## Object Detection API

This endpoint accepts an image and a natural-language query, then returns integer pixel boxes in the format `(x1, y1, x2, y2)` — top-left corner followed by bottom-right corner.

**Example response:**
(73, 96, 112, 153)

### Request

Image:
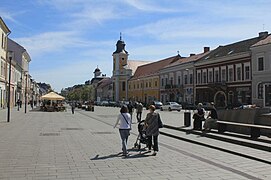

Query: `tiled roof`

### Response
(164, 51, 211, 68)
(251, 35, 271, 47)
(97, 78, 112, 89)
(199, 34, 267, 62)
(127, 60, 152, 75)
(130, 55, 181, 80)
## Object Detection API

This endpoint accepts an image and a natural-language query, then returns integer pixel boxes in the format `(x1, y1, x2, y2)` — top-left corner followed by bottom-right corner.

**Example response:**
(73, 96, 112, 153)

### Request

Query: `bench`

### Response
(216, 120, 271, 138)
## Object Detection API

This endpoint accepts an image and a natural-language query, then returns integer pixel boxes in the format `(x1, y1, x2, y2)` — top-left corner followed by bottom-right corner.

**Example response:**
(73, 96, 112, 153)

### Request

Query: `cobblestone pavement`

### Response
(0, 106, 270, 179)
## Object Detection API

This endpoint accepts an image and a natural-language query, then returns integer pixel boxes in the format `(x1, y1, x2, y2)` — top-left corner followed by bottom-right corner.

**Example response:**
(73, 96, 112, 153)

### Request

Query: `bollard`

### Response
(184, 111, 191, 127)
(91, 106, 94, 112)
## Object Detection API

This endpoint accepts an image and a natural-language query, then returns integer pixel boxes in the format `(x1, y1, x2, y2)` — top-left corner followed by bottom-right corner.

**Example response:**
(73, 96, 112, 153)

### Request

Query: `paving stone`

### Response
(0, 106, 270, 180)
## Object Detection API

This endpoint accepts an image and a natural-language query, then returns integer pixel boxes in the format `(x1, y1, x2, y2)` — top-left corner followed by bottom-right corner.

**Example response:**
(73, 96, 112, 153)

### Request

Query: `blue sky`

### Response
(1, 0, 270, 92)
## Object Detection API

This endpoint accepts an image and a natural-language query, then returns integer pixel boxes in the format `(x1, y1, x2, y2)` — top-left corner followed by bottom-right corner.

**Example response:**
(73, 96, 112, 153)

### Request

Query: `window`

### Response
(258, 83, 263, 99)
(214, 70, 219, 82)
(155, 81, 157, 87)
(245, 66, 250, 80)
(208, 71, 213, 83)
(229, 69, 233, 81)
(203, 72, 207, 83)
(170, 77, 173, 85)
(221, 69, 226, 82)
(184, 75, 188, 84)
(133, 84, 135, 89)
(190, 74, 193, 84)
(161, 79, 164, 87)
(237, 67, 241, 81)
(149, 82, 151, 88)
(1, 61, 4, 76)
(146, 82, 148, 88)
(258, 57, 264, 71)
(197, 72, 201, 84)
(1, 33, 4, 48)
(137, 83, 139, 89)
(178, 76, 181, 85)
(122, 82, 125, 91)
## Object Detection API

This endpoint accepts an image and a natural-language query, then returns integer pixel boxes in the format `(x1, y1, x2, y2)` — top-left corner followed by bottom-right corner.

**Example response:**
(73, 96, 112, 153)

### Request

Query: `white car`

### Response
(160, 102, 182, 112)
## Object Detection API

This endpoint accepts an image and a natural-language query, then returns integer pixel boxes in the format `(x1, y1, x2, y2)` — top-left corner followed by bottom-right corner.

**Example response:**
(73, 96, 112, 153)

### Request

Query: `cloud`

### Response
(13, 31, 87, 57)
(123, 0, 177, 12)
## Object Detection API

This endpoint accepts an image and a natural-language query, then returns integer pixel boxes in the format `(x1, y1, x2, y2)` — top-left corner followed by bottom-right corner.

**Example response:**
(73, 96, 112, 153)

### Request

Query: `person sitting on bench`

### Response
(203, 102, 218, 132)
(193, 103, 205, 130)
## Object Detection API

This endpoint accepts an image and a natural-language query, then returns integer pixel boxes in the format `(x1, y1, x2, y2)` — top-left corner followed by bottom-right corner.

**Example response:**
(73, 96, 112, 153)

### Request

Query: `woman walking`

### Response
(114, 105, 132, 157)
(145, 105, 161, 156)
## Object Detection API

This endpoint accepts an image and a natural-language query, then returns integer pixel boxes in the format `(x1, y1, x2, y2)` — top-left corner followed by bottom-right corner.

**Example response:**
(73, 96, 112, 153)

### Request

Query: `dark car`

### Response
(146, 101, 163, 110)
(153, 101, 163, 109)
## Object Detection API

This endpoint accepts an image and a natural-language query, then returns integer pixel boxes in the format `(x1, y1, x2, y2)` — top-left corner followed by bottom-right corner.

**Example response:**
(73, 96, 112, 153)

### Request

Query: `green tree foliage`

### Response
(64, 85, 94, 102)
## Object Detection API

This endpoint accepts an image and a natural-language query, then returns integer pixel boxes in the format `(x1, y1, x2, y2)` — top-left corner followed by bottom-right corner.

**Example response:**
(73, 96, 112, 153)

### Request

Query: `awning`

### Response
(41, 92, 65, 101)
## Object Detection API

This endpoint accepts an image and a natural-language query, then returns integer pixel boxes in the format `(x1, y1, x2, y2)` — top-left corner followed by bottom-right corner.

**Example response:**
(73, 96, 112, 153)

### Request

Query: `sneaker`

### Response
(152, 151, 157, 156)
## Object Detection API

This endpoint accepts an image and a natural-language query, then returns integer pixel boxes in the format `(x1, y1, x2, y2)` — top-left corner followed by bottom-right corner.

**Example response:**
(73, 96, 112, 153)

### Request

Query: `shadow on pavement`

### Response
(90, 150, 152, 160)
(90, 153, 122, 160)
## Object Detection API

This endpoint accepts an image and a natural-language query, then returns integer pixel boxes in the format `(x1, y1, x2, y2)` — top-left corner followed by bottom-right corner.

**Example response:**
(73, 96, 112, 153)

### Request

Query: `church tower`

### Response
(112, 33, 129, 102)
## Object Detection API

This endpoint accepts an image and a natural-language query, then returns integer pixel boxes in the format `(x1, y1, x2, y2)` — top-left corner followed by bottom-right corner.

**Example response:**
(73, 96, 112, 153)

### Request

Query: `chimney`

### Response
(259, 31, 268, 38)
(204, 47, 210, 53)
(190, 53, 196, 57)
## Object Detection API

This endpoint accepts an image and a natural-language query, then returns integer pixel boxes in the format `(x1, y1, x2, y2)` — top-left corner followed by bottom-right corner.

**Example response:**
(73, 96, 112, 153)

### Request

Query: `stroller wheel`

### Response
(134, 143, 138, 148)
(138, 144, 141, 150)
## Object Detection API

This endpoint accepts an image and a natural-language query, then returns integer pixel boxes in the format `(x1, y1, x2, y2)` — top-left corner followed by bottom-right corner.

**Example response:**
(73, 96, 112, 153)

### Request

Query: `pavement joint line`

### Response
(79, 110, 271, 165)
(78, 110, 266, 180)
(164, 124, 271, 152)
(160, 130, 271, 166)
(159, 143, 261, 180)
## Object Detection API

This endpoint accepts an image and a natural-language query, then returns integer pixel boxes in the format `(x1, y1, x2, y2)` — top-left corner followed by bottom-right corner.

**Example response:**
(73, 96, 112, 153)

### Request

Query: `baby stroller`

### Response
(134, 120, 148, 152)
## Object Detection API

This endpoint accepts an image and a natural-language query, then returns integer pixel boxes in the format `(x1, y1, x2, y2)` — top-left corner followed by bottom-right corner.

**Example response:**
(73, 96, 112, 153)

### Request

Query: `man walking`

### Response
(71, 102, 75, 114)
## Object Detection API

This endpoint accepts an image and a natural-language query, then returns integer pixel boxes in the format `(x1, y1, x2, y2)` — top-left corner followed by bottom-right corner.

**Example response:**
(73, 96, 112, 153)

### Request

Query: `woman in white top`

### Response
(114, 105, 132, 157)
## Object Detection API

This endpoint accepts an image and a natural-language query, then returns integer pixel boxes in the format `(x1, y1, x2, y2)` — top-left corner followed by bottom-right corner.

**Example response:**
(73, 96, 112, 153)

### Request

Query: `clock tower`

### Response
(112, 33, 129, 102)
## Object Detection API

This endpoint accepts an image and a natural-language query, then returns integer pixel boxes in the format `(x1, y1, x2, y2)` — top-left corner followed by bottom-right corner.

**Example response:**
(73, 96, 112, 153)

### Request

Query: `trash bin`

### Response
(184, 112, 191, 127)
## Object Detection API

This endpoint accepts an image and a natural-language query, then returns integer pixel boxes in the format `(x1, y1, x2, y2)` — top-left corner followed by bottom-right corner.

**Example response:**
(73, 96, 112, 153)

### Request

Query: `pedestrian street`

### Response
(0, 106, 270, 180)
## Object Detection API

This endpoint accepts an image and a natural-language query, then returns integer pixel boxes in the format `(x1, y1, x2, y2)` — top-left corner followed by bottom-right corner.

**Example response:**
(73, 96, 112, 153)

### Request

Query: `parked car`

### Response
(100, 100, 109, 106)
(153, 101, 163, 109)
(181, 102, 197, 110)
(146, 101, 163, 110)
(160, 102, 182, 111)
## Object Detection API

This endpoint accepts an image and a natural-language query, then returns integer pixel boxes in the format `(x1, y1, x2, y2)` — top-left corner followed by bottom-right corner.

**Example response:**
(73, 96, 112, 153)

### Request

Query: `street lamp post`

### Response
(25, 73, 27, 113)
(7, 51, 14, 123)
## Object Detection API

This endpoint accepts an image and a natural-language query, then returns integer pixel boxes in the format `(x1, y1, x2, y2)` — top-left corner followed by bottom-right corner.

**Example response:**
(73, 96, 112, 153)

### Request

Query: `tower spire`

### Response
(120, 32, 122, 40)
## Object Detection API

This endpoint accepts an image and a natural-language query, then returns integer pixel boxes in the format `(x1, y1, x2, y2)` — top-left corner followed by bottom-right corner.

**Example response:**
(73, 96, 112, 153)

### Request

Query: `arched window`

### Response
(258, 83, 263, 99)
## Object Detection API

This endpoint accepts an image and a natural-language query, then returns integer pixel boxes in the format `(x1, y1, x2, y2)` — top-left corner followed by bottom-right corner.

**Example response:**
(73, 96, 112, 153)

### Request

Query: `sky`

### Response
(1, 0, 270, 92)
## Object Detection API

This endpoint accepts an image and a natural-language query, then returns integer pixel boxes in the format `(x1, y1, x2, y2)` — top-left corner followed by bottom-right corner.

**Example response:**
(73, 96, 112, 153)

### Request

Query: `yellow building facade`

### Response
(128, 55, 180, 104)
(128, 75, 160, 104)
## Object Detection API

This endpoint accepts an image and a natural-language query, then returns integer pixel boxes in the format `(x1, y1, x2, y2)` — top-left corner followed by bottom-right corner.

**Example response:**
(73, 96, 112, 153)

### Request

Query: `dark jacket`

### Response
(145, 112, 160, 136)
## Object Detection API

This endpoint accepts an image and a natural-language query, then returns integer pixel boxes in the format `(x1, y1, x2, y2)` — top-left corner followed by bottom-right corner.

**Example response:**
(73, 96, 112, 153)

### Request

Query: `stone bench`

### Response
(217, 120, 271, 138)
